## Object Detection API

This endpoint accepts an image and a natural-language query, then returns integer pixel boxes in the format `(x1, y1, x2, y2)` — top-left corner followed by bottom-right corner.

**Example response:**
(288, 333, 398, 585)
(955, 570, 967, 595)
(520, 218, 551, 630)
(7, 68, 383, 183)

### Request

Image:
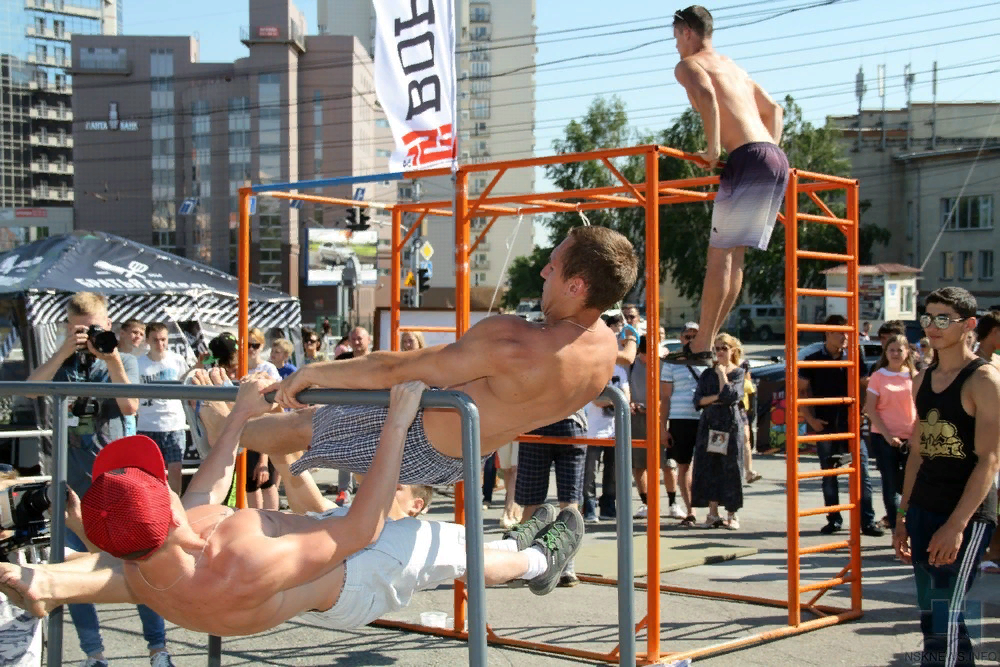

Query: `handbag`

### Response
(706, 429, 729, 455)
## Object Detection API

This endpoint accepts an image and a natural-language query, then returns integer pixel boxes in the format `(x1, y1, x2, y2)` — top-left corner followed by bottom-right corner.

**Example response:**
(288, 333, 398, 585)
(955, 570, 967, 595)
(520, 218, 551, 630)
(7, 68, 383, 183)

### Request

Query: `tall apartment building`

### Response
(317, 0, 536, 307)
(71, 0, 385, 323)
(829, 101, 1000, 302)
(0, 0, 119, 248)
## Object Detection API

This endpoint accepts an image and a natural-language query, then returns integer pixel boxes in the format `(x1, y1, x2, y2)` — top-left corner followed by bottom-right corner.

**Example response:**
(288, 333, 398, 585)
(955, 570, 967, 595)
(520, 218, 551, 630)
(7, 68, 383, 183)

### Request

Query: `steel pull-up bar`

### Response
(0, 382, 488, 667)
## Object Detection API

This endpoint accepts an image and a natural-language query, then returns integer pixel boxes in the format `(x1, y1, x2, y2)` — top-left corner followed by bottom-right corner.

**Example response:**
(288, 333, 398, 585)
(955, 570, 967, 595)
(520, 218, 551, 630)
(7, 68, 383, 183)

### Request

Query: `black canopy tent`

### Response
(0, 231, 301, 470)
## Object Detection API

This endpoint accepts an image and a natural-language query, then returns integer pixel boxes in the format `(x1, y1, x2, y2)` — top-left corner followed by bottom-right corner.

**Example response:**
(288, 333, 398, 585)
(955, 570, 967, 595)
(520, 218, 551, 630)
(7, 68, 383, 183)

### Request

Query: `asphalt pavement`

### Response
(51, 455, 1000, 667)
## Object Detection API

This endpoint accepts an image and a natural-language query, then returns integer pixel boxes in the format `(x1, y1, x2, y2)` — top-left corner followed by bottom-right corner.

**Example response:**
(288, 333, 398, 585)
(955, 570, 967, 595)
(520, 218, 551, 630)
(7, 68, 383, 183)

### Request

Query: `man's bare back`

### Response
(676, 50, 776, 155)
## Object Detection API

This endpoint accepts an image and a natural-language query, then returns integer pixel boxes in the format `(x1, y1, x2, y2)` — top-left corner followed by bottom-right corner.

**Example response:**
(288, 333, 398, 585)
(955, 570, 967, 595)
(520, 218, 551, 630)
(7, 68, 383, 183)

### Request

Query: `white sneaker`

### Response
(668, 504, 686, 520)
(150, 652, 175, 667)
(633, 504, 648, 519)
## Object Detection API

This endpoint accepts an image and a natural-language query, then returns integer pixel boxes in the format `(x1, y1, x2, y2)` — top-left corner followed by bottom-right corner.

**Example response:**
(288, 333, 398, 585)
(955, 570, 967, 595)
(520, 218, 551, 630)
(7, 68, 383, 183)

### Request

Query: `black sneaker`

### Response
(503, 504, 557, 551)
(819, 522, 842, 535)
(862, 523, 886, 537)
(528, 507, 585, 596)
(558, 572, 580, 588)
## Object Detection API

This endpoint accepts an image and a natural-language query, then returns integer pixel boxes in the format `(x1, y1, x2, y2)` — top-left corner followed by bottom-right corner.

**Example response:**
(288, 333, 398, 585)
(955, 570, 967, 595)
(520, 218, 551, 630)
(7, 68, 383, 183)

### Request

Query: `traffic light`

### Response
(417, 267, 430, 293)
(345, 206, 371, 231)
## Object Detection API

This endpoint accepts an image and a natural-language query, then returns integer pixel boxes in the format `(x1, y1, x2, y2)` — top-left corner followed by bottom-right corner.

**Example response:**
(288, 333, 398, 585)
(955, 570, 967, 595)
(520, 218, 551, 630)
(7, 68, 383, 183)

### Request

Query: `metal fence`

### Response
(0, 382, 634, 667)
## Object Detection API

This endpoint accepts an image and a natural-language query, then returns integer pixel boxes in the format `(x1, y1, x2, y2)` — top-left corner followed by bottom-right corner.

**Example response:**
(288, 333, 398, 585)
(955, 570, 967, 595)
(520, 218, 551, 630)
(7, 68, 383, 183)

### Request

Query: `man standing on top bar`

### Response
(664, 5, 790, 365)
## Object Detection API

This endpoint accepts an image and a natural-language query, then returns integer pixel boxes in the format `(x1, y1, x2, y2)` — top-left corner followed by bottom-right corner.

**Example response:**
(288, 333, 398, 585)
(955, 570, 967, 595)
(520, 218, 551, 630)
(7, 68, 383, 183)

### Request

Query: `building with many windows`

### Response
(70, 0, 385, 320)
(0, 0, 119, 247)
(318, 0, 536, 307)
(829, 102, 1000, 302)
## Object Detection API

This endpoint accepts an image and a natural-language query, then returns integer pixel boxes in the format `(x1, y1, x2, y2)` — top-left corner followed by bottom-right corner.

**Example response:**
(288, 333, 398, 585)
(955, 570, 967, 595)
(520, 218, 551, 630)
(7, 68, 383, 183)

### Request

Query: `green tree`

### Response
(500, 246, 550, 309)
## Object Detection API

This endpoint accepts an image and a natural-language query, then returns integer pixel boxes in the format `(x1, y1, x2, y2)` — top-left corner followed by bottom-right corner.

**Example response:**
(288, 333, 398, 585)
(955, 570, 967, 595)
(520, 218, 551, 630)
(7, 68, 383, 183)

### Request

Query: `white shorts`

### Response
(301, 509, 467, 630)
(496, 441, 519, 469)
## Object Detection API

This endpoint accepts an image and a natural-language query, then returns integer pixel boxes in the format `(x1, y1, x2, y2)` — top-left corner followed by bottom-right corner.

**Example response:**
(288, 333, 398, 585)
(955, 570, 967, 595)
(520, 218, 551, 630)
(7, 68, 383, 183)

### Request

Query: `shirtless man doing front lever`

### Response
(245, 225, 639, 485)
(663, 5, 789, 365)
(0, 375, 584, 635)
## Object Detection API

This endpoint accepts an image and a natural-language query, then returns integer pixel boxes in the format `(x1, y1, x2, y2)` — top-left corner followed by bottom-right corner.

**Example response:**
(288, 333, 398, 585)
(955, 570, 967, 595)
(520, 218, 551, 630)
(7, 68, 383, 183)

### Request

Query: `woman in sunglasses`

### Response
(245, 327, 281, 510)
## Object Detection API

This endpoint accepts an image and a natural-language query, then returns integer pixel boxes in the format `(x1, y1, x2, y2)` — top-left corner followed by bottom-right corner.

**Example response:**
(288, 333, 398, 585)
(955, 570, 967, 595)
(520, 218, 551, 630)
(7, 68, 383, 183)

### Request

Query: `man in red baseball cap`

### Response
(0, 372, 584, 636)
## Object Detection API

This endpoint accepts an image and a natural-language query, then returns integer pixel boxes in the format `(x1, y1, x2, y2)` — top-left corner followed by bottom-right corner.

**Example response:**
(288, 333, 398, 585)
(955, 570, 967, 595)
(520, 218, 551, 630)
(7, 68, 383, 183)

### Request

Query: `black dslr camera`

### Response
(0, 479, 53, 556)
(86, 325, 118, 355)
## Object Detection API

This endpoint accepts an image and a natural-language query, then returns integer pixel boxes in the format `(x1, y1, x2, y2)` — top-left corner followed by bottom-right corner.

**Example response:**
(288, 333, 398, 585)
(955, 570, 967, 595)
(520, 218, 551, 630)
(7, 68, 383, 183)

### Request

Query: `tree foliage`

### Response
(511, 94, 892, 309)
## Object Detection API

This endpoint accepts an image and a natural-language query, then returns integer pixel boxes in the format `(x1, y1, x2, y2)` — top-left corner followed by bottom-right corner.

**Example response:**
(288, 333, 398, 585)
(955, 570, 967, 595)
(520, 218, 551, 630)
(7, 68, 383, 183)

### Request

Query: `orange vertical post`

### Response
(644, 149, 662, 662)
(784, 171, 800, 626)
(845, 181, 863, 612)
(236, 188, 251, 510)
(390, 208, 402, 352)
(453, 168, 471, 633)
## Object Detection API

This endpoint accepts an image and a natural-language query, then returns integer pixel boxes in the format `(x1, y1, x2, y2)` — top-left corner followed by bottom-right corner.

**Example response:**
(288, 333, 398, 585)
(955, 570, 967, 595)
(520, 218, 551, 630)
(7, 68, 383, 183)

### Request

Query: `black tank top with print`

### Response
(911, 357, 997, 525)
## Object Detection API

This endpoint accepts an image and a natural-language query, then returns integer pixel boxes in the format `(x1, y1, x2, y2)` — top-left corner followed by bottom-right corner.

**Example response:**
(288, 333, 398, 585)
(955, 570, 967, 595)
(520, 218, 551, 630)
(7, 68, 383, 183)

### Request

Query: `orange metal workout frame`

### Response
(236, 144, 864, 665)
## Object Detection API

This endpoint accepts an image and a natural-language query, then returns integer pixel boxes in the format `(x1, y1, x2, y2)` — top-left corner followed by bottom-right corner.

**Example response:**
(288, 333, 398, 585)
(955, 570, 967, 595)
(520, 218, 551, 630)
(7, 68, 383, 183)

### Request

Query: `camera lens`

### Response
(20, 484, 51, 516)
(87, 325, 118, 354)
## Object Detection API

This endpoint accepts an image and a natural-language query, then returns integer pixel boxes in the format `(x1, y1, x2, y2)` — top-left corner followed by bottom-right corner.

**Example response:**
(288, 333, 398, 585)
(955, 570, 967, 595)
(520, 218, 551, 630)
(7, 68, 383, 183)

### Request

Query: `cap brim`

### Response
(92, 435, 166, 482)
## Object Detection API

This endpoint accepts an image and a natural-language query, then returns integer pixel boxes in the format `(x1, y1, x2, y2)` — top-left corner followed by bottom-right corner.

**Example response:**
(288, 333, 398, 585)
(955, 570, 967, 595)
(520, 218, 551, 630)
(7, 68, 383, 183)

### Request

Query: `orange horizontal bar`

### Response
(463, 144, 658, 174)
(372, 619, 621, 665)
(796, 323, 854, 333)
(807, 191, 840, 220)
(517, 434, 643, 447)
(798, 397, 855, 406)
(796, 287, 854, 299)
(797, 431, 856, 443)
(655, 144, 716, 165)
(794, 169, 857, 186)
(525, 198, 578, 210)
(657, 175, 720, 189)
(797, 212, 853, 225)
(657, 610, 862, 664)
(799, 181, 847, 194)
(266, 191, 375, 208)
(590, 194, 641, 205)
(798, 574, 856, 594)
(660, 187, 710, 199)
(800, 540, 851, 555)
(398, 325, 456, 333)
(799, 503, 854, 518)
(797, 360, 855, 369)
(796, 250, 854, 262)
(798, 466, 856, 480)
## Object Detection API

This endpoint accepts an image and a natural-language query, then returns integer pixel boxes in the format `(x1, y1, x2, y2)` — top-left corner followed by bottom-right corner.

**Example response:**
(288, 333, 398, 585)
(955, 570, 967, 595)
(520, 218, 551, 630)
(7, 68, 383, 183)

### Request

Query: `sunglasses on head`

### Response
(249, 342, 262, 349)
(919, 314, 969, 330)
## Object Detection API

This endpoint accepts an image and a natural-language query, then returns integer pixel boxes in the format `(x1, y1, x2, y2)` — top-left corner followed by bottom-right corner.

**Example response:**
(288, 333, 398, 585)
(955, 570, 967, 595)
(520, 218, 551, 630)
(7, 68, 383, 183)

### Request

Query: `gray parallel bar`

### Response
(605, 386, 636, 667)
(3, 383, 486, 667)
(207, 635, 222, 667)
(456, 397, 487, 666)
(46, 396, 67, 667)
(0, 430, 53, 438)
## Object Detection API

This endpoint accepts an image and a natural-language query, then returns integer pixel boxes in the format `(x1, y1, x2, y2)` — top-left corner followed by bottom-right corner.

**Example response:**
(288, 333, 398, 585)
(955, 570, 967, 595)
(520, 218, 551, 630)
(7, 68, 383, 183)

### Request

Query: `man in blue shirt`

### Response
(25, 292, 174, 667)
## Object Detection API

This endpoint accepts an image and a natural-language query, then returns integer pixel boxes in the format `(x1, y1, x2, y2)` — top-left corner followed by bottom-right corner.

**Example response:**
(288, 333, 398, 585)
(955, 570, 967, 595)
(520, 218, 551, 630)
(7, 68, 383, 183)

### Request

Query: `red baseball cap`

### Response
(81, 435, 173, 560)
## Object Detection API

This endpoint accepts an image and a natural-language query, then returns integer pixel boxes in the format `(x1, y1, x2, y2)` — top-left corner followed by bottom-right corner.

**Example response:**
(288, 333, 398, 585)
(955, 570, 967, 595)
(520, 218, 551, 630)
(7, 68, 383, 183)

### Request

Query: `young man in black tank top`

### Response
(894, 287, 1000, 667)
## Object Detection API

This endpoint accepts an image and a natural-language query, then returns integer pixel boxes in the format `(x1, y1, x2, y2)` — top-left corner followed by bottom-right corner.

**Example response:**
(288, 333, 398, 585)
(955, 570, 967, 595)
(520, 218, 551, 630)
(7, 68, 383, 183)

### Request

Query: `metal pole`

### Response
(608, 385, 636, 667)
(46, 396, 67, 667)
(784, 170, 802, 627)
(412, 237, 422, 309)
(207, 635, 222, 667)
(457, 397, 486, 666)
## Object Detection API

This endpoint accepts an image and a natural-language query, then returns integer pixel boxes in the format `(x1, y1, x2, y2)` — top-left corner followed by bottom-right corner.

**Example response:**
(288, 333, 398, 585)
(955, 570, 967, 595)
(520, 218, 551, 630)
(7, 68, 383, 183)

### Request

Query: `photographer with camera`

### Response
(25, 292, 174, 667)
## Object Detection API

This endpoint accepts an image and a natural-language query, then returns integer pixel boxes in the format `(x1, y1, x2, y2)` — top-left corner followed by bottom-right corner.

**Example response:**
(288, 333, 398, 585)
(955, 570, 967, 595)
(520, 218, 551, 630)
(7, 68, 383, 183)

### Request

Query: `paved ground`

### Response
(49, 455, 999, 666)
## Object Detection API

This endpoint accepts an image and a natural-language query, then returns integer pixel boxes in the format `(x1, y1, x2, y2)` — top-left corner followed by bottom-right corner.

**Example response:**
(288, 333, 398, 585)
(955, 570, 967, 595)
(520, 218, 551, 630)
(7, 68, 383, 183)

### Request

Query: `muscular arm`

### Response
(675, 59, 720, 160)
(944, 368, 1000, 529)
(273, 317, 531, 408)
(222, 384, 421, 595)
(752, 80, 783, 144)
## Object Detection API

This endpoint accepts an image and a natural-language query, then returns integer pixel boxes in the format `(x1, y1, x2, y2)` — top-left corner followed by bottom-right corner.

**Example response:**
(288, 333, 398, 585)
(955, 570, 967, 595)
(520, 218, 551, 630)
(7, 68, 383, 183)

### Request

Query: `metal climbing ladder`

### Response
(783, 170, 864, 626)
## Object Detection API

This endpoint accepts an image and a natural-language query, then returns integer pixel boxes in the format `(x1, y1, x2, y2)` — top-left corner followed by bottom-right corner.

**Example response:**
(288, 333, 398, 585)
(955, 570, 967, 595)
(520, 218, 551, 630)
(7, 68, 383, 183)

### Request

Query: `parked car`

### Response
(727, 304, 786, 341)
(318, 242, 353, 266)
(516, 300, 543, 322)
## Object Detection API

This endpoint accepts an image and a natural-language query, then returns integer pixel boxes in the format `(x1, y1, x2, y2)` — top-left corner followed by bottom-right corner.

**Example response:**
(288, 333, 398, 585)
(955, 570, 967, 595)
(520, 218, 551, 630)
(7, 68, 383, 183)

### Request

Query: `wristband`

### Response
(896, 507, 907, 516)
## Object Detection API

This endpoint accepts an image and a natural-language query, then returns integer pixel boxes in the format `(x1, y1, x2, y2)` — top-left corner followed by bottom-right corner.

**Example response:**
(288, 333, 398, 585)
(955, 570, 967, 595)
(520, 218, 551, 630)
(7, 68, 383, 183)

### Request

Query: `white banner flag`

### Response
(374, 0, 456, 172)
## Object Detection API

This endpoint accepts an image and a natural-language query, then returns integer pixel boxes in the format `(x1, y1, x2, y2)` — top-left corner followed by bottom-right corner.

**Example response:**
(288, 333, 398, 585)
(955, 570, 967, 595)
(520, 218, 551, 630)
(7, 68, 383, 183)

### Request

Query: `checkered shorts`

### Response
(289, 404, 488, 486)
(514, 419, 587, 505)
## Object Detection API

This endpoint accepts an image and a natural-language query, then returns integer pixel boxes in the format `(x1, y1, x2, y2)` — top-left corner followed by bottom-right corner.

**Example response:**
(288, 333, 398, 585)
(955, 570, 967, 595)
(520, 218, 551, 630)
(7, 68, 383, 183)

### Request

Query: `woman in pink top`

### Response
(863, 333, 918, 530)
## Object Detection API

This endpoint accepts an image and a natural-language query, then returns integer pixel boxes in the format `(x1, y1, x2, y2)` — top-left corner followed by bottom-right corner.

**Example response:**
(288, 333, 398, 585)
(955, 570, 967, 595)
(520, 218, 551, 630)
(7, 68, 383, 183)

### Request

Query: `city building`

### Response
(71, 0, 387, 325)
(829, 101, 1000, 302)
(318, 0, 537, 308)
(0, 0, 119, 247)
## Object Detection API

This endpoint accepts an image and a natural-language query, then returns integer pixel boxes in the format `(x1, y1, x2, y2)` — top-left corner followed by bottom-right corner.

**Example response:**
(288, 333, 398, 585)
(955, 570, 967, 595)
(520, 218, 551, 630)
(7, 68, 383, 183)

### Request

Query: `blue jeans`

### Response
(907, 505, 994, 666)
(869, 432, 905, 529)
(815, 437, 876, 527)
(64, 530, 166, 655)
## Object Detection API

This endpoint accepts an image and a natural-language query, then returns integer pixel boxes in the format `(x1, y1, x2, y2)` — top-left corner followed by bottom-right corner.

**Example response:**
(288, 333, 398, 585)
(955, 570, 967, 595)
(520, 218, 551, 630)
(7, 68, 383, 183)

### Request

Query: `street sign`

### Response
(178, 198, 197, 215)
(248, 196, 257, 215)
(419, 259, 433, 279)
(289, 199, 303, 209)
(404, 270, 416, 287)
(352, 187, 366, 201)
(419, 241, 434, 261)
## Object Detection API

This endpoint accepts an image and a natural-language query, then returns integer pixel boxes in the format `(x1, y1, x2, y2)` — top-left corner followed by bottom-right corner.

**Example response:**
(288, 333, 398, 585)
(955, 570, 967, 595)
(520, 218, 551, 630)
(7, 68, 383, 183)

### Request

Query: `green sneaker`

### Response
(502, 504, 557, 551)
(528, 507, 585, 596)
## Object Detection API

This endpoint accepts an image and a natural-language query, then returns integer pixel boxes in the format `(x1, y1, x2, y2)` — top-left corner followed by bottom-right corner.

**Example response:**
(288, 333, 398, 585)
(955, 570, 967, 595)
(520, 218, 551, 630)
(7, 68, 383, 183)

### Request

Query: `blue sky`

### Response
(123, 1, 1000, 243)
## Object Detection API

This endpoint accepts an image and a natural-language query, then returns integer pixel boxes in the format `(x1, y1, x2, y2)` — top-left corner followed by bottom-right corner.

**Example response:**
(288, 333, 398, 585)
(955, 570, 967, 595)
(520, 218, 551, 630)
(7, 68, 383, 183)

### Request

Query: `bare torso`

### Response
(423, 316, 618, 457)
(123, 504, 345, 636)
(681, 51, 774, 153)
